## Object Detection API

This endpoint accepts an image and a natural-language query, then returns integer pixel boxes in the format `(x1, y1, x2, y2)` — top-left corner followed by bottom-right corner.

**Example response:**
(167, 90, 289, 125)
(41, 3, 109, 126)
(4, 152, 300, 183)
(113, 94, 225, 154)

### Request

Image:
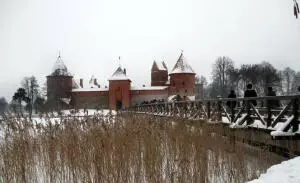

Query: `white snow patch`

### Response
(131, 86, 168, 91)
(248, 156, 300, 183)
(108, 67, 130, 80)
(170, 53, 195, 74)
(72, 87, 108, 92)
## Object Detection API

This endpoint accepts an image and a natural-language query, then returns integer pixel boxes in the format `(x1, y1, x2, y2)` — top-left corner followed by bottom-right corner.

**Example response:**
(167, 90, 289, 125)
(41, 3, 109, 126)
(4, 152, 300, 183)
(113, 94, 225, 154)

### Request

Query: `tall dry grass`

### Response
(0, 112, 282, 183)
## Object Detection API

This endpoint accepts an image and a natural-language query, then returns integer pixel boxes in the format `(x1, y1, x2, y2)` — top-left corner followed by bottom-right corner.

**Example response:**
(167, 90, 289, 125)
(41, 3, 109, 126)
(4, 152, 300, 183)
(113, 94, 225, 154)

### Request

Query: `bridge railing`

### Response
(127, 95, 300, 135)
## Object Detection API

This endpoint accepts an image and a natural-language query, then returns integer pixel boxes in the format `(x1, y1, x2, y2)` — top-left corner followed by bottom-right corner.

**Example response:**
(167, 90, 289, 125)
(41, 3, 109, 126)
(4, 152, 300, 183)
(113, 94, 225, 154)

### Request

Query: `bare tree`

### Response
(292, 71, 300, 93)
(256, 62, 281, 95)
(211, 56, 234, 97)
(281, 67, 296, 95)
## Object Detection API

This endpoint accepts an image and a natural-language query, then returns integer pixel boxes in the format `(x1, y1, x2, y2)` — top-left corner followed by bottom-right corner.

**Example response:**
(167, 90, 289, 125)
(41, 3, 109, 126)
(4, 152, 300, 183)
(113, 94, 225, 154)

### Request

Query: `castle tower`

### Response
(46, 54, 73, 109)
(108, 67, 131, 110)
(151, 61, 168, 86)
(169, 52, 196, 98)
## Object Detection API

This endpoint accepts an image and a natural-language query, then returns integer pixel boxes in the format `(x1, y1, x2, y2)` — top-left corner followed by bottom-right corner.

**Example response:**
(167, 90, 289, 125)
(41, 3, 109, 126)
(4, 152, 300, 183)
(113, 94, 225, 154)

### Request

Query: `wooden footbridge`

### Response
(127, 95, 300, 157)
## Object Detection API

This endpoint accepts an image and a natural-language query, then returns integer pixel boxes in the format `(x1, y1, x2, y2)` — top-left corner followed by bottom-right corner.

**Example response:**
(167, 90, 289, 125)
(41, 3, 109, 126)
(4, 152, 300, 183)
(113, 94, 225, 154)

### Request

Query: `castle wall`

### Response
(71, 91, 109, 109)
(130, 89, 168, 105)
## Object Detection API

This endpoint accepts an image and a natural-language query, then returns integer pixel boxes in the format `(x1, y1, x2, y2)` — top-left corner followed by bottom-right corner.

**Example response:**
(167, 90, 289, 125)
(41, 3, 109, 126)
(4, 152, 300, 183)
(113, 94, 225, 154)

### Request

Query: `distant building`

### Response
(46, 52, 197, 110)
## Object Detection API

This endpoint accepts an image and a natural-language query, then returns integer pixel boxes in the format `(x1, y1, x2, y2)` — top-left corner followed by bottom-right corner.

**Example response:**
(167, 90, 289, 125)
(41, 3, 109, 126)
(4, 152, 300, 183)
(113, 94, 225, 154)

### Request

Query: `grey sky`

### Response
(1, 0, 300, 101)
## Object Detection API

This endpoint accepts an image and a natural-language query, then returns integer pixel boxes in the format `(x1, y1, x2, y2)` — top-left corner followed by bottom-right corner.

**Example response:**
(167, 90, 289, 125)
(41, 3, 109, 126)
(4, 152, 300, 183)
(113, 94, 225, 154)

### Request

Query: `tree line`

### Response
(197, 56, 300, 98)
(0, 76, 46, 117)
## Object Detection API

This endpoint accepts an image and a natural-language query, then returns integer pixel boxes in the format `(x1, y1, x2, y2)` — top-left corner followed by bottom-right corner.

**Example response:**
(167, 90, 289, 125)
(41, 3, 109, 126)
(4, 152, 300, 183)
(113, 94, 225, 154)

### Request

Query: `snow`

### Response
(270, 131, 294, 137)
(186, 95, 195, 101)
(170, 53, 195, 74)
(131, 86, 168, 91)
(167, 95, 196, 101)
(31, 109, 116, 125)
(72, 87, 108, 92)
(108, 66, 130, 80)
(248, 156, 300, 183)
(229, 114, 248, 128)
(155, 61, 167, 71)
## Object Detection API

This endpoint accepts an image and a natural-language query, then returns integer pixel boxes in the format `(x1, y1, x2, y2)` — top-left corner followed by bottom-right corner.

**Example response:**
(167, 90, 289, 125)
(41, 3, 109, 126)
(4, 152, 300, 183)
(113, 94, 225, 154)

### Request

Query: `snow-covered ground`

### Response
(248, 156, 300, 183)
(29, 109, 116, 125)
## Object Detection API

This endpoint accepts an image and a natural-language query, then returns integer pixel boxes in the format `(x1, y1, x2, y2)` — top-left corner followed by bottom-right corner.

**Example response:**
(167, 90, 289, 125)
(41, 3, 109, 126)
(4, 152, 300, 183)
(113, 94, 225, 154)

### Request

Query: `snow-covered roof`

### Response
(72, 75, 102, 90)
(170, 53, 195, 75)
(131, 86, 168, 91)
(153, 61, 167, 71)
(108, 66, 130, 81)
(72, 88, 109, 92)
(89, 75, 100, 88)
(51, 55, 72, 76)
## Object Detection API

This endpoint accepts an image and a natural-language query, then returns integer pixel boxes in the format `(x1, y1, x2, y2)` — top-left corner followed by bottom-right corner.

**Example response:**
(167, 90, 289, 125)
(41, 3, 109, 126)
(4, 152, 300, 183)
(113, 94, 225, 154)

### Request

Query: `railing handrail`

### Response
(132, 95, 300, 107)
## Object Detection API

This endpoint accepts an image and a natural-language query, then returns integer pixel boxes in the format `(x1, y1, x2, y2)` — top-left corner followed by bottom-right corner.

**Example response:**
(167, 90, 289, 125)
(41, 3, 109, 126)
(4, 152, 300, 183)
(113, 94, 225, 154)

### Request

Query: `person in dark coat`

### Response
(266, 86, 280, 108)
(244, 83, 257, 106)
(227, 90, 237, 109)
(227, 90, 237, 122)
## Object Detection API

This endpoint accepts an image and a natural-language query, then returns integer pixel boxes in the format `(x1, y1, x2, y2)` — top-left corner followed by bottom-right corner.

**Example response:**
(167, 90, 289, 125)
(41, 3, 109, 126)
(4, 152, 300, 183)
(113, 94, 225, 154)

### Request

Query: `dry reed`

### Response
(0, 112, 282, 183)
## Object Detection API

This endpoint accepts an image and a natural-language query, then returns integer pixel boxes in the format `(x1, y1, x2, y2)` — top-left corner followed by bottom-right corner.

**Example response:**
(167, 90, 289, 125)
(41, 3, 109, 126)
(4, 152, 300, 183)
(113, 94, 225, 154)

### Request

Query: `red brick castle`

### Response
(47, 52, 196, 110)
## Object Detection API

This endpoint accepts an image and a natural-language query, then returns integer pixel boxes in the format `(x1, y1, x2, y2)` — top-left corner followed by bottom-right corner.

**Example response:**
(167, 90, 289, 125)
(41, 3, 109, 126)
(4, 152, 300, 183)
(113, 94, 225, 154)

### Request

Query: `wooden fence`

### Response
(127, 95, 300, 135)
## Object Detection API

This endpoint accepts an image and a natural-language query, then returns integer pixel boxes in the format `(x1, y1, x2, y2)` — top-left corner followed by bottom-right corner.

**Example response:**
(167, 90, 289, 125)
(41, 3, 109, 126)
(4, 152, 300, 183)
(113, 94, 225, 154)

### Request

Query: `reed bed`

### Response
(0, 112, 282, 183)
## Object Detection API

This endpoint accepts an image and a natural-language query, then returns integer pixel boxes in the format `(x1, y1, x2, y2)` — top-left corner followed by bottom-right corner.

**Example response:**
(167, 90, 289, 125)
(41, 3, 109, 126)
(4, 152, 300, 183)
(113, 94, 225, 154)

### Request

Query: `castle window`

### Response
(182, 82, 185, 86)
(173, 82, 175, 86)
(185, 89, 187, 93)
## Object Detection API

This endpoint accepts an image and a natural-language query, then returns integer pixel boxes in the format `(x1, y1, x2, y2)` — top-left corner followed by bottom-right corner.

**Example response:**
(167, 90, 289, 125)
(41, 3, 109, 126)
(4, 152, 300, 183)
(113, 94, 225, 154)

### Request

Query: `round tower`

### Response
(46, 54, 73, 108)
(108, 67, 131, 110)
(169, 53, 196, 98)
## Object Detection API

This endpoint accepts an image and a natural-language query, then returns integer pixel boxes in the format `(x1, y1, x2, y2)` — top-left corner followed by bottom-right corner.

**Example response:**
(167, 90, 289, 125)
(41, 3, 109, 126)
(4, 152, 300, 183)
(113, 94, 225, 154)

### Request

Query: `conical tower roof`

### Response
(51, 54, 71, 76)
(170, 53, 195, 75)
(108, 66, 130, 81)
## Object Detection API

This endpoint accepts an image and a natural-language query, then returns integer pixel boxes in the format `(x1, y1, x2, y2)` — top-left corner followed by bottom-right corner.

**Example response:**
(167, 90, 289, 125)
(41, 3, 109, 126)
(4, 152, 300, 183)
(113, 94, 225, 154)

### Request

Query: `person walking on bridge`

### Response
(243, 83, 258, 125)
(266, 86, 280, 127)
(244, 83, 258, 106)
(227, 90, 237, 122)
(227, 90, 237, 108)
(266, 86, 280, 108)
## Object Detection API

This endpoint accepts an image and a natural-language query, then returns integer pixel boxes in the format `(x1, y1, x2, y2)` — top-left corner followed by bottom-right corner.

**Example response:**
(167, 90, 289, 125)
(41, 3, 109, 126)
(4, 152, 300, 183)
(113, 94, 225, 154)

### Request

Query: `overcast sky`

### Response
(0, 0, 300, 101)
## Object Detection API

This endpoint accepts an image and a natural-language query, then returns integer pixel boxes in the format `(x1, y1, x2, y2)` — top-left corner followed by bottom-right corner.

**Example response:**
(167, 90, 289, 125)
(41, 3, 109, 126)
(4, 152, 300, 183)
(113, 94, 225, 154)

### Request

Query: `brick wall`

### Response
(130, 89, 168, 105)
(71, 91, 108, 109)
(169, 73, 195, 97)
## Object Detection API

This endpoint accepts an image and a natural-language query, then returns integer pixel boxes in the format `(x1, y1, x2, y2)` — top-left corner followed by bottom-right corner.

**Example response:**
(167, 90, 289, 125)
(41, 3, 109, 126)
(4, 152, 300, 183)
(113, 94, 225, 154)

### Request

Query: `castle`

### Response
(46, 52, 197, 110)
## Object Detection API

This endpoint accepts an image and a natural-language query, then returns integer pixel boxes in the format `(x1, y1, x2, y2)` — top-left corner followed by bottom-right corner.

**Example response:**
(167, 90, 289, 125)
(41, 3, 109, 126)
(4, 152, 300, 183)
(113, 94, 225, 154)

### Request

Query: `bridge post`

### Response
(217, 99, 222, 122)
(245, 100, 251, 125)
(230, 101, 235, 123)
(207, 101, 211, 120)
(291, 98, 299, 132)
(267, 102, 272, 127)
